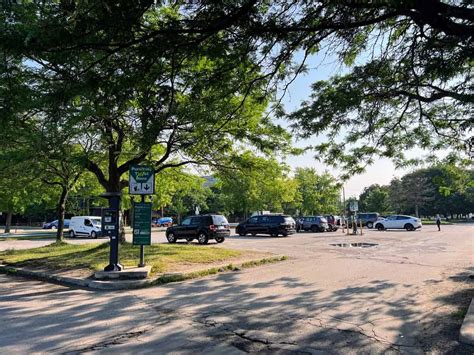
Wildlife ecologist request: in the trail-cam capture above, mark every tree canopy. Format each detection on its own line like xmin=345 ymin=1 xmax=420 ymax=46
xmin=0 ymin=1 xmax=472 ymax=226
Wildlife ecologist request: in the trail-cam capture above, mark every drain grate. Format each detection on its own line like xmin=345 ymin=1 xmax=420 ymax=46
xmin=331 ymin=242 xmax=378 ymax=248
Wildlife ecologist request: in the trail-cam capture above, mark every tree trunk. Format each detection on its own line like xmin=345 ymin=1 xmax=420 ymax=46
xmin=415 ymin=204 xmax=419 ymax=218
xmin=56 ymin=186 xmax=68 ymax=243
xmin=4 ymin=211 xmax=12 ymax=233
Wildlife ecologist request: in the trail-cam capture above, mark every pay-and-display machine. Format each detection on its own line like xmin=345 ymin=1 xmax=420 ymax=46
xmin=101 ymin=207 xmax=122 ymax=271
xmin=101 ymin=209 xmax=118 ymax=238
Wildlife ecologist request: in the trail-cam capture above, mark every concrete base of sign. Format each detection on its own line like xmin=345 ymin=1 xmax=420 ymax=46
xmin=460 ymin=297 xmax=474 ymax=345
xmin=94 ymin=266 xmax=151 ymax=280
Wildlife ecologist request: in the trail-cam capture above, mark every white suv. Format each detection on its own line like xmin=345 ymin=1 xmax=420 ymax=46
xmin=375 ymin=215 xmax=422 ymax=231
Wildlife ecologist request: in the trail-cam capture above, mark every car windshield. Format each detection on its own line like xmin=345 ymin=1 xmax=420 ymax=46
xmin=212 ymin=215 xmax=228 ymax=225
xmin=91 ymin=218 xmax=101 ymax=226
xmin=284 ymin=217 xmax=295 ymax=224
xmin=320 ymin=217 xmax=328 ymax=223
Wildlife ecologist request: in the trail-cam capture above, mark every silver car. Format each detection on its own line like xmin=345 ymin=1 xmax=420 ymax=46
xmin=297 ymin=216 xmax=329 ymax=232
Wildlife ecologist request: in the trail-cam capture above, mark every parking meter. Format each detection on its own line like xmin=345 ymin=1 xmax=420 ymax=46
xmin=102 ymin=209 xmax=118 ymax=238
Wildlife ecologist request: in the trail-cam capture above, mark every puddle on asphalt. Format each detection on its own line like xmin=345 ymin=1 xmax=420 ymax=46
xmin=330 ymin=242 xmax=378 ymax=248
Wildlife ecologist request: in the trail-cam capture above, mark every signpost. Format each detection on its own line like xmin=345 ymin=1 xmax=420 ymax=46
xmin=133 ymin=200 xmax=152 ymax=267
xmin=129 ymin=165 xmax=154 ymax=267
xmin=133 ymin=202 xmax=152 ymax=246
xmin=348 ymin=200 xmax=359 ymax=235
xmin=129 ymin=165 xmax=155 ymax=195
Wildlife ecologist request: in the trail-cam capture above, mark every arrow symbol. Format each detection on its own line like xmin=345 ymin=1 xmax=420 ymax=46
xmin=144 ymin=184 xmax=150 ymax=190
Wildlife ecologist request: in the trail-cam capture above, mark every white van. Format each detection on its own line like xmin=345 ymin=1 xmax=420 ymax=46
xmin=69 ymin=216 xmax=102 ymax=238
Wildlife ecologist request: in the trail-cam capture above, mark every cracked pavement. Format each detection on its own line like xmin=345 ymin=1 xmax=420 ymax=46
xmin=0 ymin=224 xmax=473 ymax=354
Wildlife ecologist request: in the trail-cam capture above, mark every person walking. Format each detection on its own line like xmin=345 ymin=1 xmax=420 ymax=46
xmin=435 ymin=214 xmax=441 ymax=231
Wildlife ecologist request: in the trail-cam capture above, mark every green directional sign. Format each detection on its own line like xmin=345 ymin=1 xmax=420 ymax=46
xmin=129 ymin=165 xmax=155 ymax=195
xmin=132 ymin=202 xmax=152 ymax=246
xmin=349 ymin=200 xmax=359 ymax=212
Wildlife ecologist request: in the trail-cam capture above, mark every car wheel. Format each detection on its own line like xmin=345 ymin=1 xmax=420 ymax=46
xmin=69 ymin=230 xmax=75 ymax=238
xmin=91 ymin=231 xmax=97 ymax=239
xmin=215 ymin=237 xmax=225 ymax=243
xmin=311 ymin=225 xmax=319 ymax=232
xmin=404 ymin=223 xmax=414 ymax=231
xmin=238 ymin=228 xmax=247 ymax=236
xmin=376 ymin=223 xmax=384 ymax=231
xmin=186 ymin=237 xmax=194 ymax=242
xmin=198 ymin=232 xmax=209 ymax=245
xmin=167 ymin=232 xmax=177 ymax=243
xmin=251 ymin=233 xmax=256 ymax=237
xmin=367 ymin=222 xmax=374 ymax=229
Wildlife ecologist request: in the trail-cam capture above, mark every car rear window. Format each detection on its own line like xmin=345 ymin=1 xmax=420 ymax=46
xmin=212 ymin=215 xmax=228 ymax=225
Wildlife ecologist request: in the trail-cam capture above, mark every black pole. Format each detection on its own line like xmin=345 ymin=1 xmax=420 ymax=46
xmin=103 ymin=192 xmax=123 ymax=271
xmin=138 ymin=194 xmax=145 ymax=267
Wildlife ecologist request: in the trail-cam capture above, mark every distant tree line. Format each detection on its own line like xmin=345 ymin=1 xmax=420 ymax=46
xmin=358 ymin=165 xmax=474 ymax=219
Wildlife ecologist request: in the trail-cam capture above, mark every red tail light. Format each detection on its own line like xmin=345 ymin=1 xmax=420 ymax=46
xmin=210 ymin=224 xmax=217 ymax=231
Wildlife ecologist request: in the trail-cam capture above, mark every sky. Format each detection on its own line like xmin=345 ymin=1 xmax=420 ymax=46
xmin=278 ymin=51 xmax=411 ymax=198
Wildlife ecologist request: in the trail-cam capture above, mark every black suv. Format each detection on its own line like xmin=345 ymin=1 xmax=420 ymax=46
xmin=236 ymin=214 xmax=296 ymax=237
xmin=166 ymin=214 xmax=230 ymax=244
xmin=356 ymin=212 xmax=380 ymax=229
xmin=296 ymin=216 xmax=328 ymax=232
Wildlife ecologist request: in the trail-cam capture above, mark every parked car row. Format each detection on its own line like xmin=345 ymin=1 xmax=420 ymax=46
xmin=163 ymin=211 xmax=423 ymax=244
xmin=44 ymin=210 xmax=421 ymax=244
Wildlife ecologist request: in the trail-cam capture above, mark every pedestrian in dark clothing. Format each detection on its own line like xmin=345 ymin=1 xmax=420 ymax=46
xmin=435 ymin=214 xmax=441 ymax=231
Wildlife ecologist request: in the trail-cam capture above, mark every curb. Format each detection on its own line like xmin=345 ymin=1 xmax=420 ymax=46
xmin=0 ymin=255 xmax=288 ymax=290
xmin=460 ymin=297 xmax=474 ymax=345
xmin=0 ymin=265 xmax=91 ymax=288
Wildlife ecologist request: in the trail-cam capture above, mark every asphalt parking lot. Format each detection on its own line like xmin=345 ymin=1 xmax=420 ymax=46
xmin=0 ymin=224 xmax=473 ymax=353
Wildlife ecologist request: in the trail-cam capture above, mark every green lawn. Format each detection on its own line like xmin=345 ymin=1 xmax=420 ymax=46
xmin=0 ymin=242 xmax=243 ymax=275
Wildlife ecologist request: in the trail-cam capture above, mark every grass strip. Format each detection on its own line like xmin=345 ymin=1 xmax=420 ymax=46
xmin=0 ymin=241 xmax=243 ymax=275
xmin=150 ymin=255 xmax=288 ymax=286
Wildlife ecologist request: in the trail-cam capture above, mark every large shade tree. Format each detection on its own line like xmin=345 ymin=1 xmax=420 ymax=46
xmin=1 ymin=1 xmax=293 ymax=194
xmin=1 ymin=1 xmax=472 ymax=207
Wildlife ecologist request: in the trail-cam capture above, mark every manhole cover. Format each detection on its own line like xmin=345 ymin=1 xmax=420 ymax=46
xmin=330 ymin=242 xmax=378 ymax=248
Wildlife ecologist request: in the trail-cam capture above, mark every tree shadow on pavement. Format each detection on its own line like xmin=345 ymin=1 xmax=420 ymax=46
xmin=1 ymin=265 xmax=473 ymax=353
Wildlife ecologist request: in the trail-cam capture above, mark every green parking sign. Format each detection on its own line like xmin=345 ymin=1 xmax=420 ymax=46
xmin=129 ymin=165 xmax=155 ymax=195
xmin=132 ymin=202 xmax=152 ymax=245
xmin=349 ymin=200 xmax=359 ymax=212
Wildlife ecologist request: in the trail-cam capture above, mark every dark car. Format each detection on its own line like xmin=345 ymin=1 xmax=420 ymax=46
xmin=43 ymin=219 xmax=70 ymax=229
xmin=324 ymin=215 xmax=339 ymax=232
xmin=236 ymin=214 xmax=296 ymax=237
xmin=296 ymin=216 xmax=328 ymax=232
xmin=356 ymin=212 xmax=380 ymax=229
xmin=166 ymin=214 xmax=230 ymax=244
